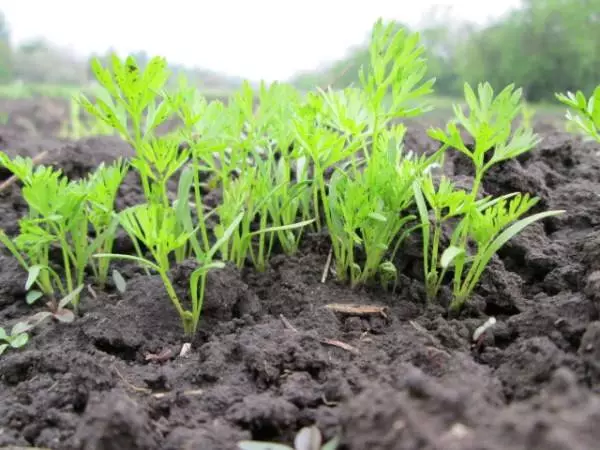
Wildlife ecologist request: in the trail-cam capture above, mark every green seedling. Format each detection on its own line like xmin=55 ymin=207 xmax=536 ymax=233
xmin=215 ymin=165 xmax=315 ymax=271
xmin=294 ymin=23 xmax=440 ymax=286
xmin=326 ymin=125 xmax=438 ymax=287
xmin=192 ymin=81 xmax=315 ymax=270
xmin=28 ymin=284 xmax=83 ymax=326
xmin=78 ymin=54 xmax=178 ymax=203
xmin=85 ymin=159 xmax=129 ymax=287
xmin=556 ymin=85 xmax=600 ymax=142
xmin=238 ymin=426 xmax=339 ymax=450
xmin=0 ymin=153 xmax=123 ymax=309
xmin=358 ymin=18 xmax=435 ymax=148
xmin=294 ymin=113 xmax=364 ymax=232
xmin=417 ymin=82 xmax=564 ymax=309
xmin=95 ymin=203 xmax=244 ymax=335
xmin=0 ymin=285 xmax=83 ymax=356
xmin=0 ymin=322 xmax=31 ymax=356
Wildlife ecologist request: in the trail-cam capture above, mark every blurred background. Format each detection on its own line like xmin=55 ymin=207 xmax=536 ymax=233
xmin=0 ymin=0 xmax=598 ymax=107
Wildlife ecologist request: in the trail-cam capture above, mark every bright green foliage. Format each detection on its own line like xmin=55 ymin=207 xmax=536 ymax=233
xmin=0 ymin=19 xmax=566 ymax=346
xmin=0 ymin=154 xmax=126 ymax=308
xmin=185 ymin=81 xmax=316 ymax=271
xmin=78 ymin=55 xmax=177 ymax=203
xmin=429 ymin=83 xmax=541 ymax=195
xmin=0 ymin=322 xmax=30 ymax=356
xmin=415 ymin=83 xmax=564 ymax=309
xmin=326 ymin=125 xmax=437 ymax=287
xmin=95 ymin=203 xmax=243 ymax=335
xmin=360 ymin=19 xmax=435 ymax=124
xmin=293 ymin=20 xmax=440 ymax=288
xmin=85 ymin=160 xmax=129 ymax=286
xmin=556 ymin=85 xmax=600 ymax=142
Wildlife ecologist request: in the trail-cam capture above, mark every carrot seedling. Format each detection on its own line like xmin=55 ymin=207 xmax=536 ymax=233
xmin=0 ymin=322 xmax=30 ymax=356
xmin=78 ymin=54 xmax=178 ymax=204
xmin=326 ymin=125 xmax=437 ymax=287
xmin=85 ymin=159 xmax=129 ymax=287
xmin=95 ymin=203 xmax=243 ymax=335
xmin=556 ymin=85 xmax=600 ymax=142
xmin=416 ymin=82 xmax=565 ymax=309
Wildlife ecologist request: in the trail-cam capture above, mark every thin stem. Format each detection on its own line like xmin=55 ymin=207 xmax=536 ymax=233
xmin=157 ymin=269 xmax=187 ymax=326
xmin=191 ymin=272 xmax=207 ymax=334
xmin=192 ymin=156 xmax=210 ymax=252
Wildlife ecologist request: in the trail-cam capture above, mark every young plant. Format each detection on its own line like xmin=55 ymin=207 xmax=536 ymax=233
xmin=85 ymin=159 xmax=129 ymax=287
xmin=326 ymin=125 xmax=438 ymax=287
xmin=0 ymin=155 xmax=93 ymax=306
xmin=294 ymin=22 xmax=439 ymax=287
xmin=214 ymin=164 xmax=314 ymax=271
xmin=0 ymin=152 xmax=126 ymax=308
xmin=416 ymin=82 xmax=565 ymax=309
xmin=95 ymin=203 xmax=243 ymax=335
xmin=238 ymin=426 xmax=339 ymax=450
xmin=78 ymin=54 xmax=179 ymax=203
xmin=0 ymin=322 xmax=30 ymax=356
xmin=555 ymin=85 xmax=600 ymax=142
xmin=197 ymin=81 xmax=315 ymax=271
xmin=0 ymin=285 xmax=84 ymax=356
xmin=359 ymin=18 xmax=435 ymax=148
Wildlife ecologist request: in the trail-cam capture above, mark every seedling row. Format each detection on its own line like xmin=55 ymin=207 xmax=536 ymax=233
xmin=0 ymin=19 xmax=597 ymax=356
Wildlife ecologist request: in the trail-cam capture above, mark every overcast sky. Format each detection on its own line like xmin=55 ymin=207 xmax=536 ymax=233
xmin=2 ymin=0 xmax=521 ymax=81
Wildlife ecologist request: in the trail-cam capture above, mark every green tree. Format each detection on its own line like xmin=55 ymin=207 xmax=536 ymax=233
xmin=455 ymin=0 xmax=600 ymax=101
xmin=0 ymin=11 xmax=13 ymax=82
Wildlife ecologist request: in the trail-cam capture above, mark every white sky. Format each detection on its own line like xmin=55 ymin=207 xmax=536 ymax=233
xmin=2 ymin=0 xmax=521 ymax=81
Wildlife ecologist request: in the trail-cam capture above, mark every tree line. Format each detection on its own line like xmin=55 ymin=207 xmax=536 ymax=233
xmin=292 ymin=0 xmax=600 ymax=102
xmin=1 ymin=0 xmax=599 ymax=102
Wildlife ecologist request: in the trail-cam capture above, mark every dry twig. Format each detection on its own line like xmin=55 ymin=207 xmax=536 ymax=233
xmin=280 ymin=314 xmax=299 ymax=332
xmin=325 ymin=303 xmax=389 ymax=319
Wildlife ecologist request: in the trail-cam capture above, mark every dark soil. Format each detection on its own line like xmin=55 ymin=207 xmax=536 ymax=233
xmin=1 ymin=99 xmax=600 ymax=450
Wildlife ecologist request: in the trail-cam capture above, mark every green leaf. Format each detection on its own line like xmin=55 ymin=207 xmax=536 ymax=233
xmin=9 ymin=333 xmax=29 ymax=348
xmin=26 ymin=290 xmax=44 ymax=305
xmin=322 ymin=436 xmax=340 ymax=450
xmin=440 ymin=246 xmax=465 ymax=269
xmin=58 ymin=284 xmax=85 ymax=310
xmin=25 ymin=265 xmax=42 ymax=290
xmin=206 ymin=211 xmax=245 ymax=261
xmin=0 ymin=343 xmax=8 ymax=355
xmin=95 ymin=253 xmax=161 ymax=273
xmin=474 ymin=210 xmax=564 ymax=281
xmin=112 ymin=269 xmax=127 ymax=293
xmin=368 ymin=212 xmax=387 ymax=222
xmin=11 ymin=321 xmax=33 ymax=335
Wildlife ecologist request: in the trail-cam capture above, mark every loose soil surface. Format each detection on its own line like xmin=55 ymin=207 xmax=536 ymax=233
xmin=1 ymin=98 xmax=600 ymax=450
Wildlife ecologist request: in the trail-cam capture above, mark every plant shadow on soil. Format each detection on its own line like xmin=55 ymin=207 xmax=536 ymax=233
xmin=1 ymin=99 xmax=600 ymax=449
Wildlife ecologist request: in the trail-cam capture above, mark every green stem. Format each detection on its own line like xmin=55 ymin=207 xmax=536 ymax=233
xmin=157 ymin=269 xmax=188 ymax=330
xmin=192 ymin=157 xmax=210 ymax=252
xmin=191 ymin=273 xmax=207 ymax=334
